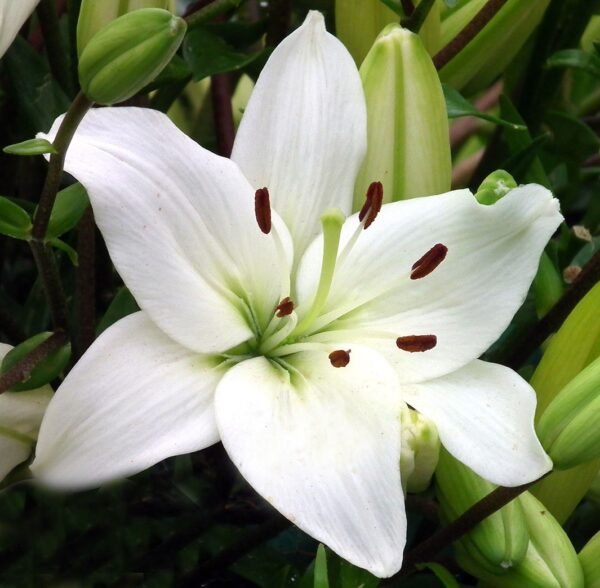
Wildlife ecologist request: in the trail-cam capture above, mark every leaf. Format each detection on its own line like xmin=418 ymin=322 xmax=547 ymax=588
xmin=45 ymin=183 xmax=90 ymax=239
xmin=96 ymin=288 xmax=140 ymax=335
xmin=417 ymin=563 xmax=461 ymax=588
xmin=183 ymin=26 xmax=271 ymax=81
xmin=547 ymin=48 xmax=600 ymax=78
xmin=443 ymin=84 xmax=526 ymax=130
xmin=48 ymin=238 xmax=79 ymax=266
xmin=314 ymin=545 xmax=329 ymax=588
xmin=3 ymin=138 xmax=57 ymax=156
xmin=1 ymin=332 xmax=70 ymax=392
xmin=0 ymin=196 xmax=32 ymax=240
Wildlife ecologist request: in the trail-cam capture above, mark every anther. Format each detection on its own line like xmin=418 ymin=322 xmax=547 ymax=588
xmin=396 ymin=335 xmax=437 ymax=352
xmin=275 ymin=297 xmax=295 ymax=317
xmin=410 ymin=243 xmax=447 ymax=280
xmin=329 ymin=349 xmax=351 ymax=368
xmin=255 ymin=187 xmax=272 ymax=234
xmin=358 ymin=181 xmax=383 ymax=229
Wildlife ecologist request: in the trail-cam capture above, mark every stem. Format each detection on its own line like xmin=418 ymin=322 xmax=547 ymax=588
xmin=76 ymin=207 xmax=96 ymax=359
xmin=499 ymin=249 xmax=600 ymax=369
xmin=433 ymin=0 xmax=509 ymax=70
xmin=381 ymin=476 xmax=546 ymax=582
xmin=401 ymin=0 xmax=416 ymax=17
xmin=32 ymin=91 xmax=92 ymax=240
xmin=211 ymin=74 xmax=235 ymax=157
xmin=185 ymin=0 xmax=243 ymax=29
xmin=402 ymin=0 xmax=437 ymax=33
xmin=0 ymin=331 xmax=68 ymax=394
xmin=37 ymin=0 xmax=74 ymax=97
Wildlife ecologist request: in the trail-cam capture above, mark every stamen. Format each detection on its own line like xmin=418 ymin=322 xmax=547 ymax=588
xmin=255 ymin=187 xmax=272 ymax=234
xmin=358 ymin=181 xmax=384 ymax=229
xmin=410 ymin=244 xmax=447 ymax=280
xmin=329 ymin=349 xmax=351 ymax=367
xmin=276 ymin=297 xmax=294 ymax=317
xmin=396 ymin=335 xmax=437 ymax=352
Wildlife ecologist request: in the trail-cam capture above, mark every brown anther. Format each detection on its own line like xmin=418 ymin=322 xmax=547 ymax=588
xmin=410 ymin=243 xmax=448 ymax=280
xmin=329 ymin=349 xmax=351 ymax=368
xmin=255 ymin=187 xmax=272 ymax=234
xmin=275 ymin=297 xmax=295 ymax=317
xmin=396 ymin=335 xmax=437 ymax=352
xmin=358 ymin=181 xmax=384 ymax=229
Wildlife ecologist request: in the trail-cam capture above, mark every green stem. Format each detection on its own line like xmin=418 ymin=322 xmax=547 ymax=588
xmin=185 ymin=0 xmax=243 ymax=29
xmin=402 ymin=0 xmax=436 ymax=33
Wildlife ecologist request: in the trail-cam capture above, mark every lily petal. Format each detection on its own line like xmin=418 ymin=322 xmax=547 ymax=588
xmin=402 ymin=360 xmax=552 ymax=486
xmin=297 ymin=185 xmax=562 ymax=383
xmin=215 ymin=347 xmax=406 ymax=577
xmin=40 ymin=107 xmax=291 ymax=354
xmin=0 ymin=0 xmax=40 ymax=58
xmin=231 ymin=11 xmax=367 ymax=260
xmin=32 ymin=312 xmax=224 ymax=489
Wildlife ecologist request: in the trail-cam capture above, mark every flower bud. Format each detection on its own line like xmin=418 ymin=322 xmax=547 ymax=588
xmin=77 ymin=0 xmax=175 ymax=55
xmin=457 ymin=492 xmax=585 ymax=587
xmin=78 ymin=8 xmax=186 ymax=105
xmin=399 ymin=407 xmax=439 ymax=493
xmin=474 ymin=169 xmax=517 ymax=205
xmin=537 ymin=356 xmax=600 ymax=469
xmin=435 ymin=450 xmax=528 ymax=572
xmin=579 ymin=531 xmax=600 ymax=588
xmin=439 ymin=0 xmax=550 ymax=94
xmin=354 ymin=24 xmax=451 ymax=210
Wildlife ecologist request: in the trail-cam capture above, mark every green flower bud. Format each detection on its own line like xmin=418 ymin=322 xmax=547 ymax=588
xmin=78 ymin=8 xmax=187 ymax=105
xmin=475 ymin=169 xmax=517 ymax=205
xmin=579 ymin=531 xmax=600 ymax=588
xmin=435 ymin=450 xmax=528 ymax=572
xmin=537 ymin=356 xmax=600 ymax=469
xmin=439 ymin=0 xmax=550 ymax=94
xmin=457 ymin=492 xmax=584 ymax=588
xmin=399 ymin=407 xmax=440 ymax=493
xmin=77 ymin=0 xmax=175 ymax=56
xmin=354 ymin=24 xmax=451 ymax=209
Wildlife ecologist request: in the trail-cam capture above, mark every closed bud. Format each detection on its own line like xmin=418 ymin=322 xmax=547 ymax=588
xmin=579 ymin=531 xmax=600 ymax=588
xmin=475 ymin=169 xmax=517 ymax=205
xmin=439 ymin=0 xmax=550 ymax=94
xmin=77 ymin=0 xmax=175 ymax=55
xmin=399 ymin=407 xmax=439 ymax=493
xmin=537 ymin=356 xmax=600 ymax=469
xmin=435 ymin=450 xmax=528 ymax=573
xmin=78 ymin=8 xmax=186 ymax=105
xmin=457 ymin=492 xmax=584 ymax=587
xmin=354 ymin=24 xmax=451 ymax=210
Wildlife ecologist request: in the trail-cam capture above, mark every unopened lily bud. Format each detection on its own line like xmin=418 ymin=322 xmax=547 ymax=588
xmin=77 ymin=0 xmax=175 ymax=55
xmin=435 ymin=450 xmax=528 ymax=573
xmin=354 ymin=24 xmax=451 ymax=209
xmin=579 ymin=531 xmax=600 ymax=588
xmin=475 ymin=169 xmax=517 ymax=205
xmin=537 ymin=356 xmax=600 ymax=469
xmin=78 ymin=8 xmax=186 ymax=105
xmin=457 ymin=492 xmax=584 ymax=587
xmin=439 ymin=0 xmax=550 ymax=94
xmin=399 ymin=407 xmax=439 ymax=493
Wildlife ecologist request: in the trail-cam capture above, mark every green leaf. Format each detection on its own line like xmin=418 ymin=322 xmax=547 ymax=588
xmin=46 ymin=183 xmax=90 ymax=239
xmin=0 ymin=196 xmax=32 ymax=240
xmin=183 ymin=27 xmax=271 ymax=81
xmin=1 ymin=332 xmax=70 ymax=392
xmin=97 ymin=288 xmax=139 ymax=335
xmin=3 ymin=138 xmax=57 ymax=156
xmin=547 ymin=48 xmax=600 ymax=78
xmin=417 ymin=562 xmax=461 ymax=587
xmin=48 ymin=238 xmax=79 ymax=266
xmin=443 ymin=84 xmax=526 ymax=130
xmin=314 ymin=545 xmax=329 ymax=588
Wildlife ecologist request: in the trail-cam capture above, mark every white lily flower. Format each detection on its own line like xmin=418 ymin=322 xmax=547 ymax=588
xmin=0 ymin=0 xmax=40 ymax=58
xmin=0 ymin=343 xmax=52 ymax=481
xmin=32 ymin=11 xmax=561 ymax=577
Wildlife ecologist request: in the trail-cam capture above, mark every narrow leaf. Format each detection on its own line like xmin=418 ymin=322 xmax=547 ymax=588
xmin=46 ymin=183 xmax=90 ymax=239
xmin=314 ymin=545 xmax=330 ymax=588
xmin=0 ymin=196 xmax=32 ymax=240
xmin=3 ymin=138 xmax=57 ymax=156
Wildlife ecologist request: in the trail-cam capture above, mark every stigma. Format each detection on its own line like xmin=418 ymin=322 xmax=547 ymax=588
xmin=329 ymin=349 xmax=351 ymax=367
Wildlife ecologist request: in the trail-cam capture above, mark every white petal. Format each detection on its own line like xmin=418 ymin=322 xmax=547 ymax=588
xmin=215 ymin=347 xmax=406 ymax=577
xmin=0 ymin=343 xmax=52 ymax=480
xmin=231 ymin=11 xmax=367 ymax=259
xmin=0 ymin=0 xmax=39 ymax=58
xmin=40 ymin=107 xmax=291 ymax=354
xmin=402 ymin=360 xmax=552 ymax=486
xmin=31 ymin=312 xmax=224 ymax=489
xmin=297 ymin=185 xmax=562 ymax=383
